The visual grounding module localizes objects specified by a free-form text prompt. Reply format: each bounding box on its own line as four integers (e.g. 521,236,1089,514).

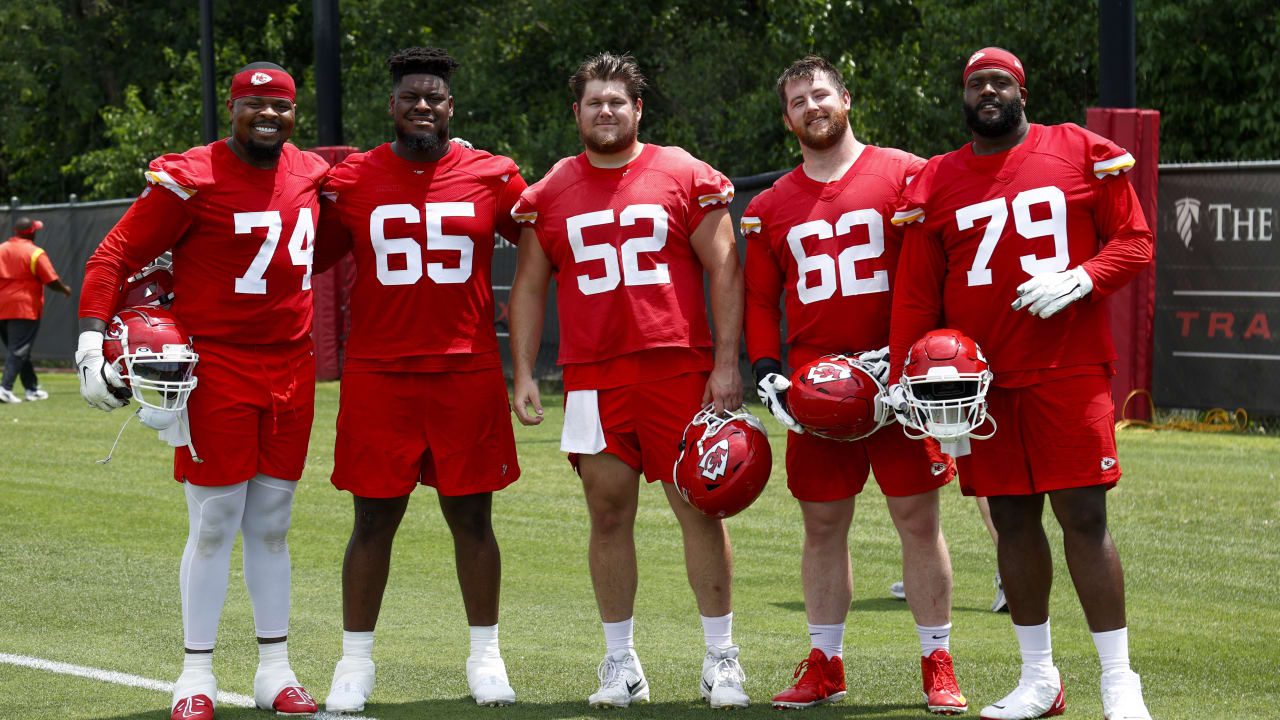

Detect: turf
1,373,1276,719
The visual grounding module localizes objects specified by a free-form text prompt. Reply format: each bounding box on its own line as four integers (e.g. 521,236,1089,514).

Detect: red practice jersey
889,123,1153,387
743,146,925,370
317,142,526,372
511,144,733,388
81,141,329,344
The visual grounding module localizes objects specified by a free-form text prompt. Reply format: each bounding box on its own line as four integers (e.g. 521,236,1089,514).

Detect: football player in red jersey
312,47,523,712
743,56,967,714
507,53,748,709
77,63,326,720
889,48,1154,720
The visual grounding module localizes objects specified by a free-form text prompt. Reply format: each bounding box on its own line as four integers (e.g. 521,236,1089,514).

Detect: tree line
2,0,1276,203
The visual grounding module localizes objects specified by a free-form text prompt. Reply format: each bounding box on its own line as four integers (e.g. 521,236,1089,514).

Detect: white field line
0,653,374,719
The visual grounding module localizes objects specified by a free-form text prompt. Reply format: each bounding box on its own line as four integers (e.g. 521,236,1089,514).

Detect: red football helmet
102,305,198,411
674,405,772,519
116,252,175,311
787,354,889,441
900,329,996,441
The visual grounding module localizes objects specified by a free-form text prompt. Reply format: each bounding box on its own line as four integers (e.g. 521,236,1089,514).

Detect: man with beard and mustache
888,47,1154,720
507,52,748,709
77,62,328,720
740,56,967,714
311,46,524,712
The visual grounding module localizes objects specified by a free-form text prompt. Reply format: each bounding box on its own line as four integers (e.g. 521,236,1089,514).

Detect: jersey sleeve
32,251,58,284
891,155,940,227
888,222,946,383
495,165,528,244
1077,124,1137,182
1080,174,1153,297
742,197,785,365
80,176,194,322
313,195,353,274
685,160,735,233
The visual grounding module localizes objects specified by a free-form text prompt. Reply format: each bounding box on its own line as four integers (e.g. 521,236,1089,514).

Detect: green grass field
1,373,1277,719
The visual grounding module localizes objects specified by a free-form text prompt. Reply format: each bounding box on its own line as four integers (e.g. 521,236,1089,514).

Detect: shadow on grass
95,696,923,719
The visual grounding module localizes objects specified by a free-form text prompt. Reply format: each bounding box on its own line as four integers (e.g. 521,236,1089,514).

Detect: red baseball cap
14,218,43,237
963,47,1025,87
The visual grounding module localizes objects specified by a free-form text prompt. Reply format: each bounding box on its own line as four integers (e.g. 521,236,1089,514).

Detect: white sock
808,622,845,660
258,640,289,669
470,624,501,660
917,622,951,657
701,612,733,649
342,630,374,661
1013,620,1054,672
603,618,635,654
181,652,214,677
1092,627,1131,674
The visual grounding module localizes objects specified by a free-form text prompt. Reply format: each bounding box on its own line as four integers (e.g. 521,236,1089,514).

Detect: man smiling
78,62,327,720
314,46,525,712
508,52,747,709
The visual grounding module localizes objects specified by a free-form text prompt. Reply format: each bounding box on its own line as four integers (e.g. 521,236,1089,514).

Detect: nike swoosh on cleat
703,680,713,692
992,704,1006,709
627,680,644,695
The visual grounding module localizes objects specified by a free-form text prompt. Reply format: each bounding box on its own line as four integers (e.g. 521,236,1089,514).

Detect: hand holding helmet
76,331,131,411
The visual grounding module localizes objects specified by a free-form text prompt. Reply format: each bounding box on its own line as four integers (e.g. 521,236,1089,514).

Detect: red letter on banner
1244,313,1271,340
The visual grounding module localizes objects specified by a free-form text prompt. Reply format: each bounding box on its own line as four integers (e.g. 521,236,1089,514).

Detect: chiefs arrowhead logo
699,438,730,483
967,51,987,67
105,317,125,340
250,71,273,85
807,361,851,385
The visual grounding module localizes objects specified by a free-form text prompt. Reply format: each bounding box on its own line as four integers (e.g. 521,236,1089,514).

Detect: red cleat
170,694,214,720
265,685,318,716
922,649,969,714
771,648,847,709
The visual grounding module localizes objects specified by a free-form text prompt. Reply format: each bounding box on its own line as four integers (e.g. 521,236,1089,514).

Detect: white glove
756,373,803,433
138,407,179,430
75,331,129,411
855,345,890,386
1011,266,1094,319
885,383,913,427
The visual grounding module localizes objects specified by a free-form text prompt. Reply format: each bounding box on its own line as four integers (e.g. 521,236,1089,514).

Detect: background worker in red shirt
0,217,71,403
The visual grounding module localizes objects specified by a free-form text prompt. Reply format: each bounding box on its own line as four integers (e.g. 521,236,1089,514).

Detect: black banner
1154,162,1280,413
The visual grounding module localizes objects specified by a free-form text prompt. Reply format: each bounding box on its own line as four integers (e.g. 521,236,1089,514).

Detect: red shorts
786,425,954,502
175,339,315,486
563,371,707,483
957,374,1121,496
331,367,520,498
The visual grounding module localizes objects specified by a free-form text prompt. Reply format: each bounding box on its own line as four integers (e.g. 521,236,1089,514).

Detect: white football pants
180,474,297,650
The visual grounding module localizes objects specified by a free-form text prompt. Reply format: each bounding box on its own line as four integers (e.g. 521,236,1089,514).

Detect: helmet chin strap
96,408,203,465
96,410,140,464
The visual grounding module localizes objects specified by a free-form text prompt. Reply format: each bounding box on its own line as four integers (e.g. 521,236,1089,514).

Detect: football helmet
674,405,772,519
102,305,198,411
116,252,175,311
786,354,889,441
899,329,996,441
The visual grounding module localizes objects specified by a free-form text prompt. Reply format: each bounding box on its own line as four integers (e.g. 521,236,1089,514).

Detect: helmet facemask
114,343,199,411
902,367,994,441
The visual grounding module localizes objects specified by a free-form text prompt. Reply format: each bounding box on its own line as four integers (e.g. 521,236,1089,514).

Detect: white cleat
467,655,516,706
25,388,48,401
253,664,318,716
589,649,649,708
979,665,1065,720
890,581,907,600
0,387,22,404
325,657,375,714
991,572,1008,613
1101,669,1152,720
701,644,749,709
170,670,217,720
